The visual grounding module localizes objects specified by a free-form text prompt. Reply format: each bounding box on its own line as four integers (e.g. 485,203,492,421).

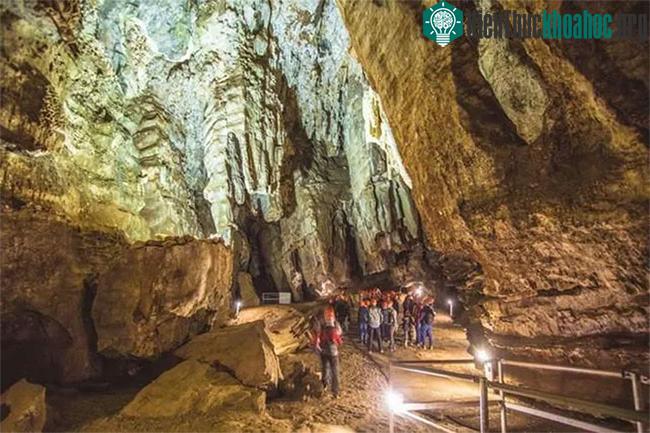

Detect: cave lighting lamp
386,388,405,413
476,348,491,363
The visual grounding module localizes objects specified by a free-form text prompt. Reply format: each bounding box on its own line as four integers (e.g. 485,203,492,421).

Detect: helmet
324,306,336,321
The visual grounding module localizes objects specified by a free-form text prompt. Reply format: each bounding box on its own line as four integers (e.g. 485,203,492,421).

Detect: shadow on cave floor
46,385,140,432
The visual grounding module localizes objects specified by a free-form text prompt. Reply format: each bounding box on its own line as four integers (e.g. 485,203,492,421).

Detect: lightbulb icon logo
423,1,463,47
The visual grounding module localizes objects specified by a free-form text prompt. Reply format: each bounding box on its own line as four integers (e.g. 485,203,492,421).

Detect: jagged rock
238,272,260,307
279,360,323,401
0,379,47,433
92,238,234,359
175,320,282,389
121,360,265,418
339,0,649,371
231,305,310,356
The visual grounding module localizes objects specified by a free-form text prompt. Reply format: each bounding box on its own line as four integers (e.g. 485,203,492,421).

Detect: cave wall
0,0,432,384
1,0,429,299
339,0,649,370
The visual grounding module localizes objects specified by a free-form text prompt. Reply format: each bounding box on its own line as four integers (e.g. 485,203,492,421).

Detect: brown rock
175,320,282,389
121,360,265,418
231,305,310,355
238,271,260,307
92,238,234,359
0,208,125,383
0,379,47,433
339,0,649,370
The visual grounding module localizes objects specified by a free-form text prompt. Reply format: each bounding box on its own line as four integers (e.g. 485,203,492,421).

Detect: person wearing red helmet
312,306,343,397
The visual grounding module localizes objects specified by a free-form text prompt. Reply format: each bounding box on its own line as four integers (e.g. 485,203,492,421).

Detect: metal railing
388,358,649,433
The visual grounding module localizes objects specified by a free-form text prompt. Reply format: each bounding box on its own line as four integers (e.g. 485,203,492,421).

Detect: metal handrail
500,359,625,378
392,364,479,383
387,357,649,433
395,359,477,365
491,380,648,423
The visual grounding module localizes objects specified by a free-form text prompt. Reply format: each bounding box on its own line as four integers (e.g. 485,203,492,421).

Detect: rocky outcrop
338,0,648,370
175,320,282,389
0,379,47,433
0,205,235,383
0,0,432,305
121,360,265,417
230,305,310,355
92,237,234,359
0,207,126,384
238,272,260,307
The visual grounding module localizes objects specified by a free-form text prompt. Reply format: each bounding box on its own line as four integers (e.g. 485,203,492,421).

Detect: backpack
359,307,370,323
321,323,340,356
383,308,395,326
422,306,435,325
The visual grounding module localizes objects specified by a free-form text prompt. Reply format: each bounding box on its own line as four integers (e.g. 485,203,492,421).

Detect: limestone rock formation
1,0,647,388
121,360,265,418
175,320,282,389
230,305,310,355
338,0,649,370
238,272,260,307
92,237,234,359
0,379,47,433
1,207,126,384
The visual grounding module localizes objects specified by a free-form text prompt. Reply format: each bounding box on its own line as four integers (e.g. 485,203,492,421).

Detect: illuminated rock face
0,0,430,383
339,0,648,370
1,0,647,385
1,0,428,301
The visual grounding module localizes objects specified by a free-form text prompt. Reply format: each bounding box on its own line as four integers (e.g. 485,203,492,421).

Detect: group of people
357,289,436,353
310,288,438,398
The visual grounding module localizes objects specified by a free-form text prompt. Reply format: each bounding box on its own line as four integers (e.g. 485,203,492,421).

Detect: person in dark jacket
418,297,436,350
334,295,350,333
402,295,416,347
358,299,370,344
312,306,343,397
382,300,398,351
367,298,383,353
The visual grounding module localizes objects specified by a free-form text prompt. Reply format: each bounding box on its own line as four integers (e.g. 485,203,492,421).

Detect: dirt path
267,333,433,433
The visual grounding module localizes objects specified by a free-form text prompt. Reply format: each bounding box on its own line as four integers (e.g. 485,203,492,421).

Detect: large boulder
0,379,47,433
92,237,234,359
121,360,265,418
175,320,282,389
230,305,310,355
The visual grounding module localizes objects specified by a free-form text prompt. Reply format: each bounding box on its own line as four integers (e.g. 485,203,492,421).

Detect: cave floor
46,312,599,432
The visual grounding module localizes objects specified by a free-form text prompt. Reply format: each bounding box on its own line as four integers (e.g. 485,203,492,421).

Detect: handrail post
630,372,644,433
389,361,394,433
498,360,507,433
480,376,489,433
